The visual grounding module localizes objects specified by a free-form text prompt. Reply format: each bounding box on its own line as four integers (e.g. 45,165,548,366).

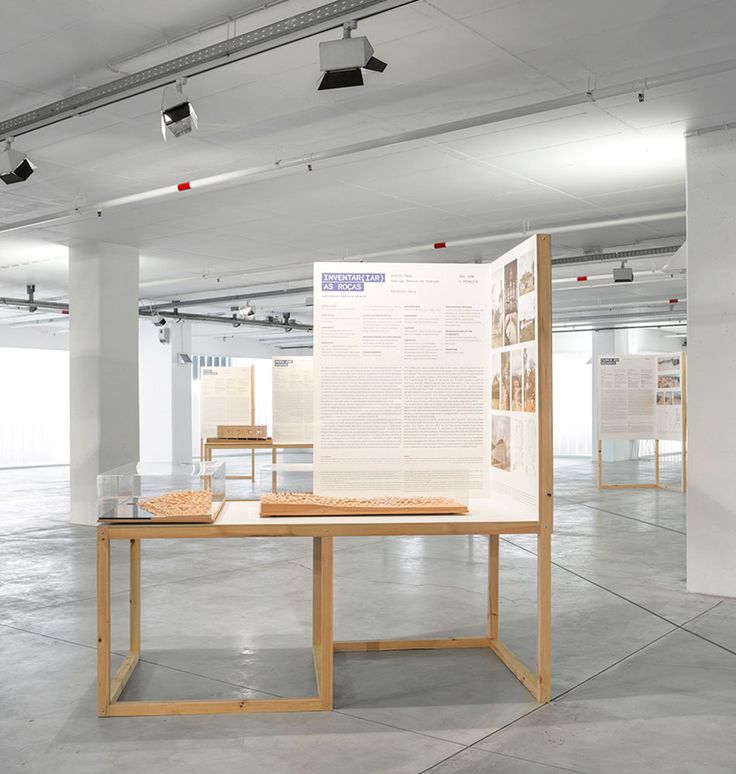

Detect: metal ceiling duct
0,296,312,332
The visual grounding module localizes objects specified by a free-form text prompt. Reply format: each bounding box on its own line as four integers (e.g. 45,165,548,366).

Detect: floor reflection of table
96,499,550,717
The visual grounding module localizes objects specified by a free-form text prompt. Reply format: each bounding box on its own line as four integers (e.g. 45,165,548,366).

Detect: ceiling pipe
147,284,313,312
0,296,312,331
138,309,312,331
553,266,684,284
555,298,685,314
554,322,687,333
341,211,685,261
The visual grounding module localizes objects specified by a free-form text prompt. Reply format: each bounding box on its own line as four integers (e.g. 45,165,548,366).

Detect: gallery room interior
1,1,735,772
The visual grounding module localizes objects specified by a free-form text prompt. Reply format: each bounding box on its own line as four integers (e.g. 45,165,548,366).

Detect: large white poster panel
200,366,252,439
272,356,313,444
655,354,684,441
490,237,539,513
313,263,490,498
597,356,657,440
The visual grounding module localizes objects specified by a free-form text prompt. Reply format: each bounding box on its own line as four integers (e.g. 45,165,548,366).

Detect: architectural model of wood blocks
260,493,469,517
138,490,217,522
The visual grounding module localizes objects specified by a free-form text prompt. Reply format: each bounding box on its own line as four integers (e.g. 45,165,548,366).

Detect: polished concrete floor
2,454,735,773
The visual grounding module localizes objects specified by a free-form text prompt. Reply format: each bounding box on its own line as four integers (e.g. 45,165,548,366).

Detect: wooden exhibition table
200,438,313,488
96,499,551,718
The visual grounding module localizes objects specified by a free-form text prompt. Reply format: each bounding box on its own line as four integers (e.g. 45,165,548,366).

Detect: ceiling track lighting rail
554,322,687,334
147,284,313,312
551,245,680,266
0,0,418,142
0,296,312,332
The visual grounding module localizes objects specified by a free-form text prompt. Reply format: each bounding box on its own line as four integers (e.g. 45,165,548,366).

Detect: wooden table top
99,498,541,538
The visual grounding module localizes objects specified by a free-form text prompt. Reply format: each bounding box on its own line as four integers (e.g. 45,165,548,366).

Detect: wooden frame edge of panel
536,233,553,704
681,352,688,493
536,233,553,533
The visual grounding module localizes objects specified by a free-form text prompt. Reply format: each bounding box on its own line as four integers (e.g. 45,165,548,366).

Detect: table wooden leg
312,536,334,710
536,526,552,703
488,535,499,640
96,529,111,717
272,447,278,492
130,539,141,655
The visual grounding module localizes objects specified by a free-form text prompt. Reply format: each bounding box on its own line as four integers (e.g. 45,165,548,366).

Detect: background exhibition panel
597,353,687,491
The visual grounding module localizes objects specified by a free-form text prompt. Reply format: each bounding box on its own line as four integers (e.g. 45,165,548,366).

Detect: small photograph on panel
504,259,518,346
673,391,682,405
658,374,680,389
511,416,537,477
665,392,674,405
492,415,511,472
511,349,523,411
518,289,535,343
658,356,680,372
656,391,667,405
518,250,535,296
492,352,501,410
491,271,504,348
523,347,536,412
500,351,511,411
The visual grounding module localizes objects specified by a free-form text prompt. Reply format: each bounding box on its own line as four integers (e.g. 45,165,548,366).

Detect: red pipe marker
177,181,191,191
576,275,588,282
433,241,447,249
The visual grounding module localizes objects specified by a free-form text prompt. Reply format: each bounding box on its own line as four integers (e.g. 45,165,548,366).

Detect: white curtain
553,351,592,456
0,347,70,467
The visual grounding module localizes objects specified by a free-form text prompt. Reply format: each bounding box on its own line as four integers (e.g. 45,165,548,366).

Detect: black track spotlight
0,138,35,184
161,78,198,140
318,21,387,91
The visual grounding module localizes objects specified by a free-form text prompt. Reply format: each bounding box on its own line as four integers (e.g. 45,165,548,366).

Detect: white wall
686,128,736,597
0,347,70,467
553,332,592,456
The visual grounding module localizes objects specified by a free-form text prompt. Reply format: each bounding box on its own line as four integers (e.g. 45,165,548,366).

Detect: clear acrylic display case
97,461,226,522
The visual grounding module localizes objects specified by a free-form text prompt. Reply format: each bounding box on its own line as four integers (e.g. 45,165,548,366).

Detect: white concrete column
139,320,192,463
69,242,139,526
686,127,736,597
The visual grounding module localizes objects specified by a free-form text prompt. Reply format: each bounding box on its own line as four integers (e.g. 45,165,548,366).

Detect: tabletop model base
260,493,469,517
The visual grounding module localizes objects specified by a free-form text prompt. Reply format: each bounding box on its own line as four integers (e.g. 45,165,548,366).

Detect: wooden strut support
598,436,687,492
97,531,334,717
96,529,110,717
